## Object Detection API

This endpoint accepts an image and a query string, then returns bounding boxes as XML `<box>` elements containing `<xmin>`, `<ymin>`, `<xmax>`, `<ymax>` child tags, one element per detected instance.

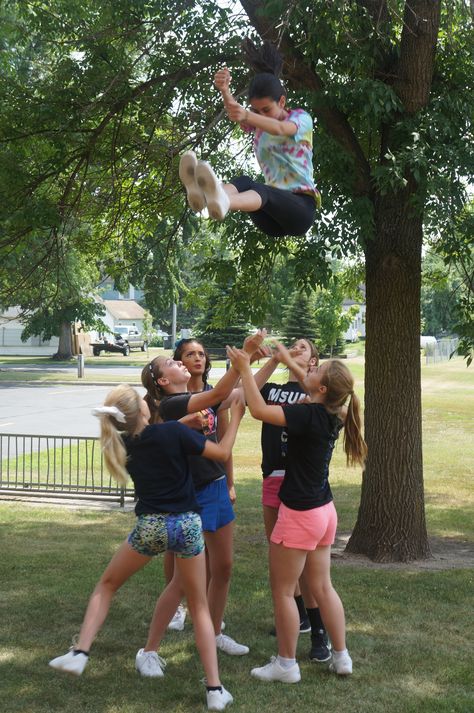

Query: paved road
<box><xmin>0</xmin><ymin>383</ymin><xmax>147</xmax><ymax>437</ymax></box>
<box><xmin>0</xmin><ymin>364</ymin><xmax>229</xmax><ymax>436</ymax></box>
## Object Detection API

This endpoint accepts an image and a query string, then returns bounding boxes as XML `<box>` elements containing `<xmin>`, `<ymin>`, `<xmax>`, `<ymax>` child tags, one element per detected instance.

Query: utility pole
<box><xmin>171</xmin><ymin>302</ymin><xmax>177</xmax><ymax>347</ymax></box>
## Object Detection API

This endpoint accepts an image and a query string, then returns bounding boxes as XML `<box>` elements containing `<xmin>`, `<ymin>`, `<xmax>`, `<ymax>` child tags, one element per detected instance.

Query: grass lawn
<box><xmin>0</xmin><ymin>357</ymin><xmax>473</xmax><ymax>712</ymax></box>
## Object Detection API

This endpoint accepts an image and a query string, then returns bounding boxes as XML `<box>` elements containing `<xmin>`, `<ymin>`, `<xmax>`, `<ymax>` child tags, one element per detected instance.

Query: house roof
<box><xmin>103</xmin><ymin>300</ymin><xmax>146</xmax><ymax>320</ymax></box>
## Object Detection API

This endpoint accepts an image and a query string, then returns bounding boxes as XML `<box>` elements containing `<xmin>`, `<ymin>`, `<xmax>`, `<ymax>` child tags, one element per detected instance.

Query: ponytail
<box><xmin>342</xmin><ymin>391</ymin><xmax>368</xmax><ymax>468</ymax></box>
<box><xmin>321</xmin><ymin>360</ymin><xmax>367</xmax><ymax>469</ymax></box>
<box><xmin>94</xmin><ymin>385</ymin><xmax>142</xmax><ymax>486</ymax></box>
<box><xmin>242</xmin><ymin>39</ymin><xmax>286</xmax><ymax>101</ymax></box>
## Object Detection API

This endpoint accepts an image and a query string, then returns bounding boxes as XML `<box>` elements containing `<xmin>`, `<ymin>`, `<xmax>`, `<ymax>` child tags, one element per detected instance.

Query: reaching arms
<box><xmin>271</xmin><ymin>341</ymin><xmax>308</xmax><ymax>389</ymax></box>
<box><xmin>186</xmin><ymin>329</ymin><xmax>266</xmax><ymax>412</ymax></box>
<box><xmin>214</xmin><ymin>67</ymin><xmax>297</xmax><ymax>137</ymax></box>
<box><xmin>216</xmin><ymin>408</ymin><xmax>235</xmax><ymax>503</ymax></box>
<box><xmin>226</xmin><ymin>346</ymin><xmax>287</xmax><ymax>427</ymax></box>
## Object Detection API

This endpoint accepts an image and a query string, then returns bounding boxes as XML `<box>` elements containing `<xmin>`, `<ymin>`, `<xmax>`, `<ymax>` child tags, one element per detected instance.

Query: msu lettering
<box><xmin>267</xmin><ymin>388</ymin><xmax>306</xmax><ymax>405</ymax></box>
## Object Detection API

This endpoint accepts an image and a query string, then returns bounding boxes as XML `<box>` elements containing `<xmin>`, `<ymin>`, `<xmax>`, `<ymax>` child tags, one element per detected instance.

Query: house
<box><xmin>342</xmin><ymin>298</ymin><xmax>366</xmax><ymax>341</ymax></box>
<box><xmin>88</xmin><ymin>298</ymin><xmax>146</xmax><ymax>340</ymax></box>
<box><xmin>0</xmin><ymin>298</ymin><xmax>146</xmax><ymax>356</ymax></box>
<box><xmin>0</xmin><ymin>306</ymin><xmax>59</xmax><ymax>356</ymax></box>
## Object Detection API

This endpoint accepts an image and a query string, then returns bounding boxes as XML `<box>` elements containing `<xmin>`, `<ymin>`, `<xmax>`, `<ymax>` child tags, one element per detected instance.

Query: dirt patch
<box><xmin>332</xmin><ymin>532</ymin><xmax>474</xmax><ymax>570</ymax></box>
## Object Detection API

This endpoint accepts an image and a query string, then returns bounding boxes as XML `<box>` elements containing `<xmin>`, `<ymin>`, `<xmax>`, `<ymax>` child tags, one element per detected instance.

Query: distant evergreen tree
<box><xmin>281</xmin><ymin>291</ymin><xmax>319</xmax><ymax>345</ymax></box>
<box><xmin>194</xmin><ymin>304</ymin><xmax>249</xmax><ymax>349</ymax></box>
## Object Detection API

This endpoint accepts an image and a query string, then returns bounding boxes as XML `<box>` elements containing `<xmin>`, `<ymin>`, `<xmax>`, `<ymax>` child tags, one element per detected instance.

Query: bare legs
<box><xmin>303</xmin><ymin>546</ymin><xmax>346</xmax><ymax>651</ymax></box>
<box><xmin>269</xmin><ymin>543</ymin><xmax>347</xmax><ymax>659</ymax></box>
<box><xmin>222</xmin><ymin>184</ymin><xmax>263</xmax><ymax>212</ymax></box>
<box><xmin>204</xmin><ymin>522</ymin><xmax>234</xmax><ymax>635</ymax></box>
<box><xmin>76</xmin><ymin>540</ymin><xmax>152</xmax><ymax>652</ymax></box>
<box><xmin>158</xmin><ymin>522</ymin><xmax>235</xmax><ymax>637</ymax></box>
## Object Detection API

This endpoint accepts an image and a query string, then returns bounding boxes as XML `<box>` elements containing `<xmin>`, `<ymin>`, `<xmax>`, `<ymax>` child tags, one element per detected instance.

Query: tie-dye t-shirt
<box><xmin>251</xmin><ymin>109</ymin><xmax>319</xmax><ymax>203</ymax></box>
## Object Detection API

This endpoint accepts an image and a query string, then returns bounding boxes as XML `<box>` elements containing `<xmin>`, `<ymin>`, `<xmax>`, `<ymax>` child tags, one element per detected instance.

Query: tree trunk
<box><xmin>53</xmin><ymin>321</ymin><xmax>73</xmax><ymax>360</ymax></box>
<box><xmin>346</xmin><ymin>185</ymin><xmax>431</xmax><ymax>562</ymax></box>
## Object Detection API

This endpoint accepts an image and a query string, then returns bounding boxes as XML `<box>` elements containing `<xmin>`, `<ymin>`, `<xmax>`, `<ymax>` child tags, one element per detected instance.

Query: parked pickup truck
<box><xmin>91</xmin><ymin>326</ymin><xmax>148</xmax><ymax>357</ymax></box>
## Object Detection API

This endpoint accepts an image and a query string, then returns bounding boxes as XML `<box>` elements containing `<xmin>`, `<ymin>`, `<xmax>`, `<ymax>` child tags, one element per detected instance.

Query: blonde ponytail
<box><xmin>343</xmin><ymin>391</ymin><xmax>368</xmax><ymax>468</ymax></box>
<box><xmin>94</xmin><ymin>385</ymin><xmax>142</xmax><ymax>486</ymax></box>
<box><xmin>321</xmin><ymin>360</ymin><xmax>367</xmax><ymax>468</ymax></box>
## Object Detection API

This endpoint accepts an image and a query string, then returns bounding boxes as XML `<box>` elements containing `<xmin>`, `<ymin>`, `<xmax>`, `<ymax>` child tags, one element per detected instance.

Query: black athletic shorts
<box><xmin>230</xmin><ymin>175</ymin><xmax>317</xmax><ymax>237</ymax></box>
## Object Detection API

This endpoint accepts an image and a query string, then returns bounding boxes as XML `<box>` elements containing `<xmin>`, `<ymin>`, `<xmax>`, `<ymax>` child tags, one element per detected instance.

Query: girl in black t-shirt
<box><xmin>164</xmin><ymin>339</ymin><xmax>237</xmax><ymax>634</ymax></box>
<box><xmin>49</xmin><ymin>384</ymin><xmax>242</xmax><ymax>711</ymax></box>
<box><xmin>141</xmin><ymin>332</ymin><xmax>267</xmax><ymax>658</ymax></box>
<box><xmin>228</xmin><ymin>343</ymin><xmax>367</xmax><ymax>685</ymax></box>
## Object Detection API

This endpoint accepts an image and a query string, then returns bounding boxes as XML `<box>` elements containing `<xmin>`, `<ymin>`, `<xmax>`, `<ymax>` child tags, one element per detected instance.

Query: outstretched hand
<box><xmin>227</xmin><ymin>345</ymin><xmax>251</xmax><ymax>373</ymax></box>
<box><xmin>271</xmin><ymin>340</ymin><xmax>294</xmax><ymax>367</ymax></box>
<box><xmin>243</xmin><ymin>328</ymin><xmax>267</xmax><ymax>356</ymax></box>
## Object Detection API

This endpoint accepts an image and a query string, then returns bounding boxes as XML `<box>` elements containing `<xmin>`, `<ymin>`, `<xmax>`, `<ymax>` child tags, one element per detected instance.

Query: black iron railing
<box><xmin>0</xmin><ymin>433</ymin><xmax>135</xmax><ymax>506</ymax></box>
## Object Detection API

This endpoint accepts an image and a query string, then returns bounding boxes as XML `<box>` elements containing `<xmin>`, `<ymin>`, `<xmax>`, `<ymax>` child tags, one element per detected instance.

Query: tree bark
<box><xmin>346</xmin><ymin>184</ymin><xmax>431</xmax><ymax>561</ymax></box>
<box><xmin>53</xmin><ymin>321</ymin><xmax>73</xmax><ymax>360</ymax></box>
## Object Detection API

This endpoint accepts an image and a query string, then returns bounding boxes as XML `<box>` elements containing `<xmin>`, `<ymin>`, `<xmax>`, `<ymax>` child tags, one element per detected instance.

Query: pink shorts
<box><xmin>262</xmin><ymin>475</ymin><xmax>284</xmax><ymax>509</ymax></box>
<box><xmin>270</xmin><ymin>501</ymin><xmax>338</xmax><ymax>550</ymax></box>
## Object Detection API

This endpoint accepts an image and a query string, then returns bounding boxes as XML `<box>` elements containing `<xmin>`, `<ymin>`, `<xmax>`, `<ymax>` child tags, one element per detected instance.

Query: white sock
<box><xmin>332</xmin><ymin>648</ymin><xmax>349</xmax><ymax>658</ymax></box>
<box><xmin>277</xmin><ymin>654</ymin><xmax>296</xmax><ymax>669</ymax></box>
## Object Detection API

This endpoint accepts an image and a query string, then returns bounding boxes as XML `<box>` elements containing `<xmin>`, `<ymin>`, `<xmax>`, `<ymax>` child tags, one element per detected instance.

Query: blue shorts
<box><xmin>128</xmin><ymin>512</ymin><xmax>205</xmax><ymax>559</ymax></box>
<box><xmin>196</xmin><ymin>476</ymin><xmax>235</xmax><ymax>533</ymax></box>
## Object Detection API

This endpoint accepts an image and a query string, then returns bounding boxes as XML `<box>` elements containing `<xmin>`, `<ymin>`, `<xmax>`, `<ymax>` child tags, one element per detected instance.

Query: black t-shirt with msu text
<box><xmin>259</xmin><ymin>381</ymin><xmax>306</xmax><ymax>477</ymax></box>
<box><xmin>279</xmin><ymin>402</ymin><xmax>343</xmax><ymax>511</ymax></box>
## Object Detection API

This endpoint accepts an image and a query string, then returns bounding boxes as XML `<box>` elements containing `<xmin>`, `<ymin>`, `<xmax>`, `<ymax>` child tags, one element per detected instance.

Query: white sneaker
<box><xmin>135</xmin><ymin>648</ymin><xmax>166</xmax><ymax>677</ymax></box>
<box><xmin>168</xmin><ymin>604</ymin><xmax>187</xmax><ymax>631</ymax></box>
<box><xmin>216</xmin><ymin>633</ymin><xmax>249</xmax><ymax>656</ymax></box>
<box><xmin>195</xmin><ymin>161</ymin><xmax>230</xmax><ymax>220</ymax></box>
<box><xmin>179</xmin><ymin>151</ymin><xmax>206</xmax><ymax>212</ymax></box>
<box><xmin>329</xmin><ymin>649</ymin><xmax>352</xmax><ymax>675</ymax></box>
<box><xmin>250</xmin><ymin>656</ymin><xmax>301</xmax><ymax>683</ymax></box>
<box><xmin>49</xmin><ymin>649</ymin><xmax>88</xmax><ymax>676</ymax></box>
<box><xmin>206</xmin><ymin>685</ymin><xmax>234</xmax><ymax>711</ymax></box>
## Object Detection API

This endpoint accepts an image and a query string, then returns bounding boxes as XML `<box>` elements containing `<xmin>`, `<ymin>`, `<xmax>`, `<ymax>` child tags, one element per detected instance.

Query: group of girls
<box><xmin>49</xmin><ymin>328</ymin><xmax>366</xmax><ymax>709</ymax></box>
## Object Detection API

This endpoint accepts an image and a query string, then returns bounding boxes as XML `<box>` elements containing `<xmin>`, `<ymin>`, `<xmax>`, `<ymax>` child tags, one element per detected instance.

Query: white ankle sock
<box><xmin>277</xmin><ymin>655</ymin><xmax>296</xmax><ymax>669</ymax></box>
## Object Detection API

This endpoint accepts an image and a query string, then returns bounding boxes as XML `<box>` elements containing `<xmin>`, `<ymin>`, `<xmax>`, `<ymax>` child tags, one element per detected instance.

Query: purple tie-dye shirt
<box><xmin>251</xmin><ymin>109</ymin><xmax>319</xmax><ymax>203</ymax></box>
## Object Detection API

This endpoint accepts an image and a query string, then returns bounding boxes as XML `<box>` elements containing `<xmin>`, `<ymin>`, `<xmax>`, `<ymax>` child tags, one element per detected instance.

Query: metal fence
<box><xmin>0</xmin><ymin>433</ymin><xmax>135</xmax><ymax>506</ymax></box>
<box><xmin>424</xmin><ymin>337</ymin><xmax>460</xmax><ymax>364</ymax></box>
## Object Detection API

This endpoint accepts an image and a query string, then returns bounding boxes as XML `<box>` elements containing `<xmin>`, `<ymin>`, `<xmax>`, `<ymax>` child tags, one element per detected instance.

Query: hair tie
<box><xmin>92</xmin><ymin>406</ymin><xmax>126</xmax><ymax>423</ymax></box>
<box><xmin>148</xmin><ymin>360</ymin><xmax>161</xmax><ymax>390</ymax></box>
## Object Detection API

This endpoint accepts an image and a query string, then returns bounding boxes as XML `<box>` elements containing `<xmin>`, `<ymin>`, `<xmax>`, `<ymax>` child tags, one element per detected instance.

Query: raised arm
<box><xmin>187</xmin><ymin>330</ymin><xmax>266</xmax><ymax>413</ymax></box>
<box><xmin>226</xmin><ymin>346</ymin><xmax>286</xmax><ymax>427</ymax></box>
<box><xmin>216</xmin><ymin>408</ymin><xmax>235</xmax><ymax>503</ymax></box>
<box><xmin>272</xmin><ymin>341</ymin><xmax>308</xmax><ymax>388</ymax></box>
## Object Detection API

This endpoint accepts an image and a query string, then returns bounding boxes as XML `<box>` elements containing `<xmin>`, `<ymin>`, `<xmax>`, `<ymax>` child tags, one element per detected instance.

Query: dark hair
<box><xmin>242</xmin><ymin>39</ymin><xmax>285</xmax><ymax>101</ymax></box>
<box><xmin>173</xmin><ymin>338</ymin><xmax>212</xmax><ymax>385</ymax></box>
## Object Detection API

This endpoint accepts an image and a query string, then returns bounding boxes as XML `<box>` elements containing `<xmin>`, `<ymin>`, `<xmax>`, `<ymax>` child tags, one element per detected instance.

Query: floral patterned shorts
<box><xmin>128</xmin><ymin>511</ymin><xmax>204</xmax><ymax>559</ymax></box>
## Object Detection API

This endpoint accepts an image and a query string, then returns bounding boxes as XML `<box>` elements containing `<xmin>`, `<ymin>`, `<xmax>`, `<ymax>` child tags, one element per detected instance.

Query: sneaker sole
<box><xmin>195</xmin><ymin>163</ymin><xmax>228</xmax><ymax>220</ymax></box>
<box><xmin>179</xmin><ymin>152</ymin><xmax>206</xmax><ymax>212</ymax></box>
<box><xmin>250</xmin><ymin>671</ymin><xmax>301</xmax><ymax>683</ymax></box>
<box><xmin>310</xmin><ymin>654</ymin><xmax>332</xmax><ymax>663</ymax></box>
<box><xmin>49</xmin><ymin>662</ymin><xmax>85</xmax><ymax>676</ymax></box>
